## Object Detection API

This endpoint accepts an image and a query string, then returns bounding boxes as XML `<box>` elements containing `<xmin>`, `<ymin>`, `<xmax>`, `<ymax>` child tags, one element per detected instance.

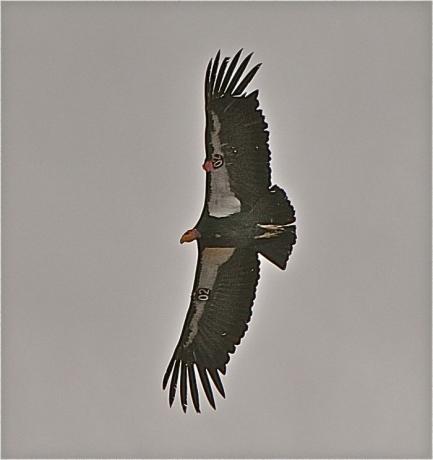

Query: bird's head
<box><xmin>180</xmin><ymin>228</ymin><xmax>201</xmax><ymax>244</ymax></box>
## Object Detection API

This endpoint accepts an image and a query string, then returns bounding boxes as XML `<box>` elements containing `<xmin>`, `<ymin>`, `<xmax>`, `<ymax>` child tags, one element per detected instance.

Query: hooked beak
<box><xmin>180</xmin><ymin>228</ymin><xmax>201</xmax><ymax>244</ymax></box>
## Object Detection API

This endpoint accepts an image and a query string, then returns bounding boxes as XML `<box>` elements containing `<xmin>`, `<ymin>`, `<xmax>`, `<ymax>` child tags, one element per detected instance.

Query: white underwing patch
<box><xmin>208</xmin><ymin>111</ymin><xmax>241</xmax><ymax>218</ymax></box>
<box><xmin>184</xmin><ymin>248</ymin><xmax>235</xmax><ymax>347</ymax></box>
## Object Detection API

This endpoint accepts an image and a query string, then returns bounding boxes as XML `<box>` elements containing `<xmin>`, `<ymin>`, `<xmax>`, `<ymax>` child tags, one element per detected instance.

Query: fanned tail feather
<box><xmin>254</xmin><ymin>185</ymin><xmax>297</xmax><ymax>270</ymax></box>
<box><xmin>255</xmin><ymin>226</ymin><xmax>296</xmax><ymax>269</ymax></box>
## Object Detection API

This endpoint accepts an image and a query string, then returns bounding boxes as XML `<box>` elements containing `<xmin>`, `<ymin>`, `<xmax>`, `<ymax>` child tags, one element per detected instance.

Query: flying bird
<box><xmin>163</xmin><ymin>50</ymin><xmax>297</xmax><ymax>413</ymax></box>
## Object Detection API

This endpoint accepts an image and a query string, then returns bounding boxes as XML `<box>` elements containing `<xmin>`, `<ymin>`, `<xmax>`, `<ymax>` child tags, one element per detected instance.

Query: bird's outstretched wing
<box><xmin>204</xmin><ymin>50</ymin><xmax>272</xmax><ymax>218</ymax></box>
<box><xmin>163</xmin><ymin>246</ymin><xmax>260</xmax><ymax>412</ymax></box>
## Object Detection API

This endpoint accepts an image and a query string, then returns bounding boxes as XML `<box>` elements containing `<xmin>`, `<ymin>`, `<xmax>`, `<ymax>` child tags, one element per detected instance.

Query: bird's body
<box><xmin>163</xmin><ymin>50</ymin><xmax>297</xmax><ymax>413</ymax></box>
<box><xmin>196</xmin><ymin>214</ymin><xmax>260</xmax><ymax>247</ymax></box>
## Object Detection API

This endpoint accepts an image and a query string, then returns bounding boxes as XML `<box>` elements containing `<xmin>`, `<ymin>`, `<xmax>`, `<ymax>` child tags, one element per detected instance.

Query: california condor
<box><xmin>163</xmin><ymin>50</ymin><xmax>297</xmax><ymax>413</ymax></box>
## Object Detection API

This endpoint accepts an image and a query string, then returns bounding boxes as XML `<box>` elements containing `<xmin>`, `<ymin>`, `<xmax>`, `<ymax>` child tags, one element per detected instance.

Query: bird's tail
<box><xmin>253</xmin><ymin>185</ymin><xmax>296</xmax><ymax>270</ymax></box>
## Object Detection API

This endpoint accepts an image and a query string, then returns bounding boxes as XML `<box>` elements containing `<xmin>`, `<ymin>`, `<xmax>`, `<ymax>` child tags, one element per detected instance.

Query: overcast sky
<box><xmin>3</xmin><ymin>2</ymin><xmax>431</xmax><ymax>458</ymax></box>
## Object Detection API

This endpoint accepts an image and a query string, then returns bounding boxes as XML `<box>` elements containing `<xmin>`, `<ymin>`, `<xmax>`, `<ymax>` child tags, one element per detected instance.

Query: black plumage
<box><xmin>163</xmin><ymin>50</ymin><xmax>297</xmax><ymax>412</ymax></box>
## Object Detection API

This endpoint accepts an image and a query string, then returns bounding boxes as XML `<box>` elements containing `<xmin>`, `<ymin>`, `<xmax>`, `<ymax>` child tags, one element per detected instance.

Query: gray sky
<box><xmin>2</xmin><ymin>2</ymin><xmax>431</xmax><ymax>458</ymax></box>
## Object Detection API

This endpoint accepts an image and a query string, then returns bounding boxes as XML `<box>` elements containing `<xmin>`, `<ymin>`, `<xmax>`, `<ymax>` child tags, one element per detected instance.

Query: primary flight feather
<box><xmin>163</xmin><ymin>50</ymin><xmax>297</xmax><ymax>413</ymax></box>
